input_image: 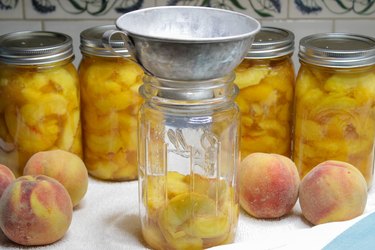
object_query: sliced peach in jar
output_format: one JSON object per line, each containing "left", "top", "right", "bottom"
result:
{"left": 158, "top": 192, "right": 229, "bottom": 249}
{"left": 234, "top": 63, "right": 270, "bottom": 89}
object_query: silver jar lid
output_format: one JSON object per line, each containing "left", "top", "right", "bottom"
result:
{"left": 245, "top": 27, "right": 294, "bottom": 59}
{"left": 0, "top": 31, "right": 74, "bottom": 65}
{"left": 80, "top": 25, "right": 130, "bottom": 57}
{"left": 299, "top": 33, "right": 375, "bottom": 68}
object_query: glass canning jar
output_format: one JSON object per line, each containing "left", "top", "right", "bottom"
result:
{"left": 293, "top": 33, "right": 375, "bottom": 188}
{"left": 138, "top": 75, "right": 240, "bottom": 250}
{"left": 234, "top": 27, "right": 295, "bottom": 159}
{"left": 0, "top": 31, "right": 82, "bottom": 176}
{"left": 79, "top": 25, "right": 144, "bottom": 181}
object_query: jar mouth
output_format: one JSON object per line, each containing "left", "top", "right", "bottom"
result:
{"left": 146, "top": 74, "right": 235, "bottom": 87}
{"left": 140, "top": 74, "right": 238, "bottom": 106}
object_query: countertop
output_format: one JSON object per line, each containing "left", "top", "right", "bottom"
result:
{"left": 1, "top": 177, "right": 374, "bottom": 250}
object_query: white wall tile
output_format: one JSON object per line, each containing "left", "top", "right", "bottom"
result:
{"left": 156, "top": 0, "right": 287, "bottom": 18}
{"left": 0, "top": 21, "right": 42, "bottom": 35}
{"left": 0, "top": 1, "right": 23, "bottom": 19}
{"left": 261, "top": 19, "right": 334, "bottom": 72}
{"left": 239, "top": 0, "right": 287, "bottom": 18}
{"left": 44, "top": 20, "right": 116, "bottom": 67}
{"left": 335, "top": 19, "right": 375, "bottom": 37}
{"left": 25, "top": 0, "right": 155, "bottom": 19}
{"left": 289, "top": 0, "right": 375, "bottom": 18}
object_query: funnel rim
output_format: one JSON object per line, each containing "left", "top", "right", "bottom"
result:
{"left": 115, "top": 6, "right": 261, "bottom": 43}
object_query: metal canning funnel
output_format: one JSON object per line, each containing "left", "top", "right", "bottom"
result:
{"left": 103, "top": 6, "right": 260, "bottom": 81}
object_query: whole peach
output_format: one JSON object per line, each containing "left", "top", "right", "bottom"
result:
{"left": 239, "top": 153, "right": 300, "bottom": 218}
{"left": 0, "top": 175, "right": 73, "bottom": 246}
{"left": 24, "top": 149, "right": 88, "bottom": 207}
{"left": 0, "top": 164, "right": 15, "bottom": 198}
{"left": 299, "top": 160, "right": 367, "bottom": 225}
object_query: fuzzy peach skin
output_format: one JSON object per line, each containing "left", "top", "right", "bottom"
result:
{"left": 0, "top": 164, "right": 15, "bottom": 198}
{"left": 0, "top": 175, "right": 73, "bottom": 246}
{"left": 239, "top": 153, "right": 300, "bottom": 218}
{"left": 23, "top": 149, "right": 88, "bottom": 207}
{"left": 299, "top": 160, "right": 367, "bottom": 225}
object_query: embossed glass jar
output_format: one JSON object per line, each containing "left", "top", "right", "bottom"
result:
{"left": 234, "top": 27, "right": 295, "bottom": 159}
{"left": 0, "top": 31, "right": 82, "bottom": 176}
{"left": 138, "top": 75, "right": 240, "bottom": 250}
{"left": 293, "top": 33, "right": 375, "bottom": 188}
{"left": 79, "top": 25, "right": 144, "bottom": 181}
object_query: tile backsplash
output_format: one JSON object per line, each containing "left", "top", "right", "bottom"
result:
{"left": 1, "top": 0, "right": 374, "bottom": 69}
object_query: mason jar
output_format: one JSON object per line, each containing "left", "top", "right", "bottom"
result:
{"left": 293, "top": 33, "right": 375, "bottom": 187}
{"left": 0, "top": 31, "right": 82, "bottom": 176}
{"left": 234, "top": 27, "right": 295, "bottom": 159}
{"left": 138, "top": 75, "right": 240, "bottom": 249}
{"left": 79, "top": 25, "right": 144, "bottom": 181}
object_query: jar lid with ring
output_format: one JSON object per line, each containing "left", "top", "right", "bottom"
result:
{"left": 245, "top": 26, "right": 295, "bottom": 59}
{"left": 0, "top": 31, "right": 74, "bottom": 65}
{"left": 80, "top": 25, "right": 131, "bottom": 57}
{"left": 298, "top": 33, "right": 375, "bottom": 68}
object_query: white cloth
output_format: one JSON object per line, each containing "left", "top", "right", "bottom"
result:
{"left": 0, "top": 177, "right": 374, "bottom": 249}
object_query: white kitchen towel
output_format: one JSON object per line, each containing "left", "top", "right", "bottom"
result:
{"left": 211, "top": 186, "right": 375, "bottom": 250}
{"left": 0, "top": 178, "right": 374, "bottom": 249}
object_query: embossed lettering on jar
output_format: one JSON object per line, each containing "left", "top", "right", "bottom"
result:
{"left": 293, "top": 33, "right": 375, "bottom": 188}
{"left": 0, "top": 31, "right": 82, "bottom": 176}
